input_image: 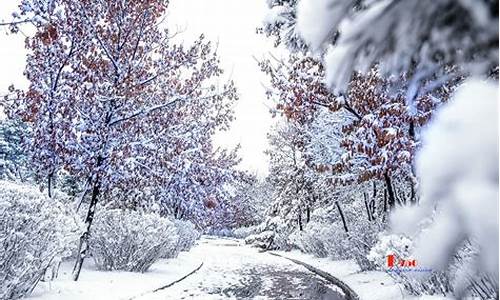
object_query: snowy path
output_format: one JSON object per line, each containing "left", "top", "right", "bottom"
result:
{"left": 138, "top": 236, "right": 346, "bottom": 300}
{"left": 30, "top": 236, "right": 348, "bottom": 300}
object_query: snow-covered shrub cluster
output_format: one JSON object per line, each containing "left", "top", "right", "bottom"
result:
{"left": 289, "top": 221, "right": 345, "bottom": 258}
{"left": 89, "top": 209, "right": 178, "bottom": 272}
{"left": 244, "top": 216, "right": 293, "bottom": 250}
{"left": 245, "top": 231, "right": 276, "bottom": 249}
{"left": 368, "top": 233, "right": 413, "bottom": 266}
{"left": 0, "top": 181, "right": 81, "bottom": 299}
{"left": 243, "top": 219, "right": 272, "bottom": 248}
{"left": 232, "top": 225, "right": 260, "bottom": 239}
{"left": 292, "top": 198, "right": 382, "bottom": 269}
{"left": 174, "top": 219, "right": 200, "bottom": 252}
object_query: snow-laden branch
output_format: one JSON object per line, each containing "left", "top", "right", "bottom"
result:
{"left": 108, "top": 97, "right": 182, "bottom": 126}
{"left": 108, "top": 92, "right": 221, "bottom": 126}
{"left": 95, "top": 32, "right": 121, "bottom": 75}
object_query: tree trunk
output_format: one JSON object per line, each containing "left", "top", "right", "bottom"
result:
{"left": 72, "top": 172, "right": 101, "bottom": 281}
{"left": 47, "top": 172, "right": 54, "bottom": 198}
{"left": 372, "top": 181, "right": 377, "bottom": 198}
{"left": 370, "top": 199, "right": 376, "bottom": 220}
{"left": 382, "top": 189, "right": 388, "bottom": 222}
{"left": 335, "top": 201, "right": 349, "bottom": 233}
{"left": 383, "top": 172, "right": 396, "bottom": 209}
{"left": 298, "top": 207, "right": 303, "bottom": 231}
{"left": 306, "top": 206, "right": 311, "bottom": 223}
{"left": 409, "top": 177, "right": 416, "bottom": 203}
{"left": 363, "top": 192, "right": 372, "bottom": 221}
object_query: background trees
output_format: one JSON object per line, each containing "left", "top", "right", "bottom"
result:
{"left": 0, "top": 119, "right": 31, "bottom": 181}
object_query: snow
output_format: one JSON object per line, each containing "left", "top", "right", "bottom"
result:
{"left": 391, "top": 78, "right": 499, "bottom": 280}
{"left": 28, "top": 249, "right": 202, "bottom": 300}
{"left": 272, "top": 250, "right": 452, "bottom": 300}
{"left": 296, "top": 0, "right": 351, "bottom": 52}
{"left": 272, "top": 250, "right": 402, "bottom": 300}
{"left": 263, "top": 5, "right": 292, "bottom": 26}
{"left": 28, "top": 237, "right": 370, "bottom": 299}
{"left": 145, "top": 237, "right": 307, "bottom": 299}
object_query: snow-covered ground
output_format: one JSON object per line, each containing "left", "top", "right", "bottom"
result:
{"left": 28, "top": 249, "right": 202, "bottom": 300}
{"left": 29, "top": 236, "right": 344, "bottom": 299}
{"left": 270, "top": 251, "right": 454, "bottom": 300}
{"left": 28, "top": 236, "right": 451, "bottom": 300}
{"left": 134, "top": 236, "right": 345, "bottom": 299}
{"left": 271, "top": 250, "right": 402, "bottom": 300}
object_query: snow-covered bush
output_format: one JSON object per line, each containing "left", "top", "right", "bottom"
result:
{"left": 289, "top": 221, "right": 346, "bottom": 258}
{"left": 0, "top": 181, "right": 81, "bottom": 299}
{"left": 245, "top": 216, "right": 293, "bottom": 250}
{"left": 89, "top": 209, "right": 178, "bottom": 272}
{"left": 289, "top": 199, "right": 381, "bottom": 270}
{"left": 232, "top": 225, "right": 260, "bottom": 239}
{"left": 162, "top": 219, "right": 200, "bottom": 259}
{"left": 206, "top": 227, "right": 233, "bottom": 237}
{"left": 368, "top": 233, "right": 413, "bottom": 266}
{"left": 245, "top": 230, "right": 275, "bottom": 249}
{"left": 173, "top": 219, "right": 200, "bottom": 252}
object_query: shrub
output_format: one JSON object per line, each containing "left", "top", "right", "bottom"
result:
{"left": 206, "top": 227, "right": 233, "bottom": 237}
{"left": 245, "top": 230, "right": 274, "bottom": 249}
{"left": 162, "top": 219, "right": 200, "bottom": 259}
{"left": 289, "top": 221, "right": 350, "bottom": 259}
{"left": 89, "top": 209, "right": 178, "bottom": 272}
{"left": 232, "top": 225, "right": 259, "bottom": 239}
{"left": 174, "top": 219, "right": 200, "bottom": 252}
{"left": 0, "top": 181, "right": 81, "bottom": 299}
{"left": 245, "top": 217, "right": 293, "bottom": 250}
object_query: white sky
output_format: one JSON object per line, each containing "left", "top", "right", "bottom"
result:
{"left": 0, "top": 0, "right": 276, "bottom": 175}
{"left": 167, "top": 0, "right": 276, "bottom": 176}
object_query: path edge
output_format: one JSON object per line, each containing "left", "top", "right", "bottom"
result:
{"left": 268, "top": 252, "right": 360, "bottom": 300}
{"left": 127, "top": 262, "right": 204, "bottom": 300}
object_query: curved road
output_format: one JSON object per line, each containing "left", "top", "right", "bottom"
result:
{"left": 141, "top": 237, "right": 346, "bottom": 300}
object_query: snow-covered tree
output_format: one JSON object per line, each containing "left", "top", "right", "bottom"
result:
{"left": 260, "top": 54, "right": 451, "bottom": 209}
{"left": 0, "top": 119, "right": 31, "bottom": 182}
{"left": 4, "top": 1, "right": 83, "bottom": 197}
{"left": 230, "top": 176, "right": 273, "bottom": 228}
{"left": 261, "top": 0, "right": 307, "bottom": 52}
{"left": 265, "top": 121, "right": 318, "bottom": 232}
{"left": 4, "top": 0, "right": 239, "bottom": 280}
{"left": 391, "top": 79, "right": 499, "bottom": 295}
